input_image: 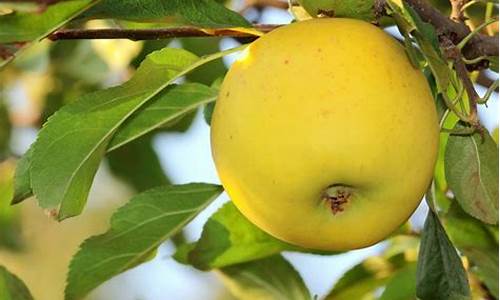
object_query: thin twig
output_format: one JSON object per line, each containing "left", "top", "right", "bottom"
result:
{"left": 48, "top": 25, "right": 282, "bottom": 41}
{"left": 450, "top": 0, "right": 469, "bottom": 22}
{"left": 403, "top": 0, "right": 498, "bottom": 70}
{"left": 454, "top": 57, "right": 480, "bottom": 122}
{"left": 441, "top": 36, "right": 481, "bottom": 126}
{"left": 478, "top": 79, "right": 499, "bottom": 104}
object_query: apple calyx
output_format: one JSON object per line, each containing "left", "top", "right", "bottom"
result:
{"left": 322, "top": 184, "right": 353, "bottom": 215}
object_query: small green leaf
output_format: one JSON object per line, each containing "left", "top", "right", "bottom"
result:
{"left": 12, "top": 147, "right": 33, "bottom": 204}
{"left": 403, "top": 2, "right": 440, "bottom": 52}
{"left": 416, "top": 210, "right": 471, "bottom": 300}
{"left": 83, "top": 0, "right": 250, "bottom": 27}
{"left": 0, "top": 100, "right": 11, "bottom": 160}
{"left": 65, "top": 183, "right": 222, "bottom": 300}
{"left": 379, "top": 263, "right": 417, "bottom": 300}
{"left": 218, "top": 255, "right": 311, "bottom": 300}
{"left": 487, "top": 56, "right": 498, "bottom": 73}
{"left": 185, "top": 202, "right": 300, "bottom": 270}
{"left": 0, "top": 161, "right": 23, "bottom": 250}
{"left": 204, "top": 76, "right": 224, "bottom": 125}
{"left": 445, "top": 123, "right": 499, "bottom": 224}
{"left": 203, "top": 102, "right": 216, "bottom": 125}
{"left": 401, "top": 2, "right": 450, "bottom": 93}
{"left": 325, "top": 254, "right": 407, "bottom": 300}
{"left": 172, "top": 242, "right": 197, "bottom": 264}
{"left": 0, "top": 0, "right": 99, "bottom": 67}
{"left": 30, "top": 46, "right": 238, "bottom": 220}
{"left": 108, "top": 83, "right": 217, "bottom": 150}
{"left": 0, "top": 266, "right": 33, "bottom": 300}
{"left": 0, "top": 0, "right": 97, "bottom": 43}
{"left": 402, "top": 32, "right": 423, "bottom": 69}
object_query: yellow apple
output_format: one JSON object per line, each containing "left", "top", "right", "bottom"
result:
{"left": 211, "top": 18, "right": 439, "bottom": 251}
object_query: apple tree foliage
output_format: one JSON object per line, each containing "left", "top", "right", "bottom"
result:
{"left": 0, "top": 0, "right": 498, "bottom": 299}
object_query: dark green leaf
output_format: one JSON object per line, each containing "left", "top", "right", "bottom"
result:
{"left": 108, "top": 83, "right": 217, "bottom": 150}
{"left": 445, "top": 123, "right": 499, "bottom": 224}
{"left": 0, "top": 266, "right": 33, "bottom": 300}
{"left": 416, "top": 210, "right": 471, "bottom": 300}
{"left": 203, "top": 102, "right": 216, "bottom": 125}
{"left": 186, "top": 202, "right": 300, "bottom": 270}
{"left": 12, "top": 147, "right": 33, "bottom": 204}
{"left": 107, "top": 135, "right": 169, "bottom": 192}
{"left": 65, "top": 183, "right": 222, "bottom": 300}
{"left": 203, "top": 76, "right": 224, "bottom": 125}
{"left": 219, "top": 255, "right": 311, "bottom": 300}
{"left": 30, "top": 46, "right": 233, "bottom": 220}
{"left": 83, "top": 0, "right": 250, "bottom": 27}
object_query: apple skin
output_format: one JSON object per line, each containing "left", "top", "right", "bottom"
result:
{"left": 211, "top": 18, "right": 439, "bottom": 251}
{"left": 297, "top": 0, "right": 376, "bottom": 20}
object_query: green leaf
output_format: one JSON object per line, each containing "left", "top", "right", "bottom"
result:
{"left": 465, "top": 248, "right": 499, "bottom": 299}
{"left": 445, "top": 123, "right": 499, "bottom": 224}
{"left": 65, "top": 183, "right": 222, "bottom": 300}
{"left": 12, "top": 147, "right": 33, "bottom": 204}
{"left": 401, "top": 2, "right": 450, "bottom": 93}
{"left": 172, "top": 242, "right": 197, "bottom": 264}
{"left": 0, "top": 0, "right": 96, "bottom": 43}
{"left": 403, "top": 3, "right": 440, "bottom": 52}
{"left": 204, "top": 77, "right": 224, "bottom": 126}
{"left": 444, "top": 202, "right": 499, "bottom": 298}
{"left": 185, "top": 202, "right": 300, "bottom": 270}
{"left": 0, "top": 100, "right": 11, "bottom": 160}
{"left": 107, "top": 135, "right": 170, "bottom": 192}
{"left": 83, "top": 0, "right": 250, "bottom": 27}
{"left": 0, "top": 0, "right": 98, "bottom": 67}
{"left": 108, "top": 82, "right": 218, "bottom": 150}
{"left": 416, "top": 210, "right": 471, "bottom": 300}
{"left": 30, "top": 46, "right": 239, "bottom": 221}
{"left": 325, "top": 254, "right": 407, "bottom": 300}
{"left": 487, "top": 56, "right": 498, "bottom": 73}
{"left": 379, "top": 263, "right": 417, "bottom": 300}
{"left": 0, "top": 266, "right": 33, "bottom": 300}
{"left": 218, "top": 255, "right": 311, "bottom": 300}
{"left": 0, "top": 161, "right": 23, "bottom": 250}
{"left": 183, "top": 38, "right": 228, "bottom": 85}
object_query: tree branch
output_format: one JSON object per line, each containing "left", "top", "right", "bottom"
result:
{"left": 48, "top": 25, "right": 282, "bottom": 41}
{"left": 403, "top": 0, "right": 498, "bottom": 70}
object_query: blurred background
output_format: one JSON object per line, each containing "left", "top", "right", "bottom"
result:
{"left": 0, "top": 0, "right": 498, "bottom": 299}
